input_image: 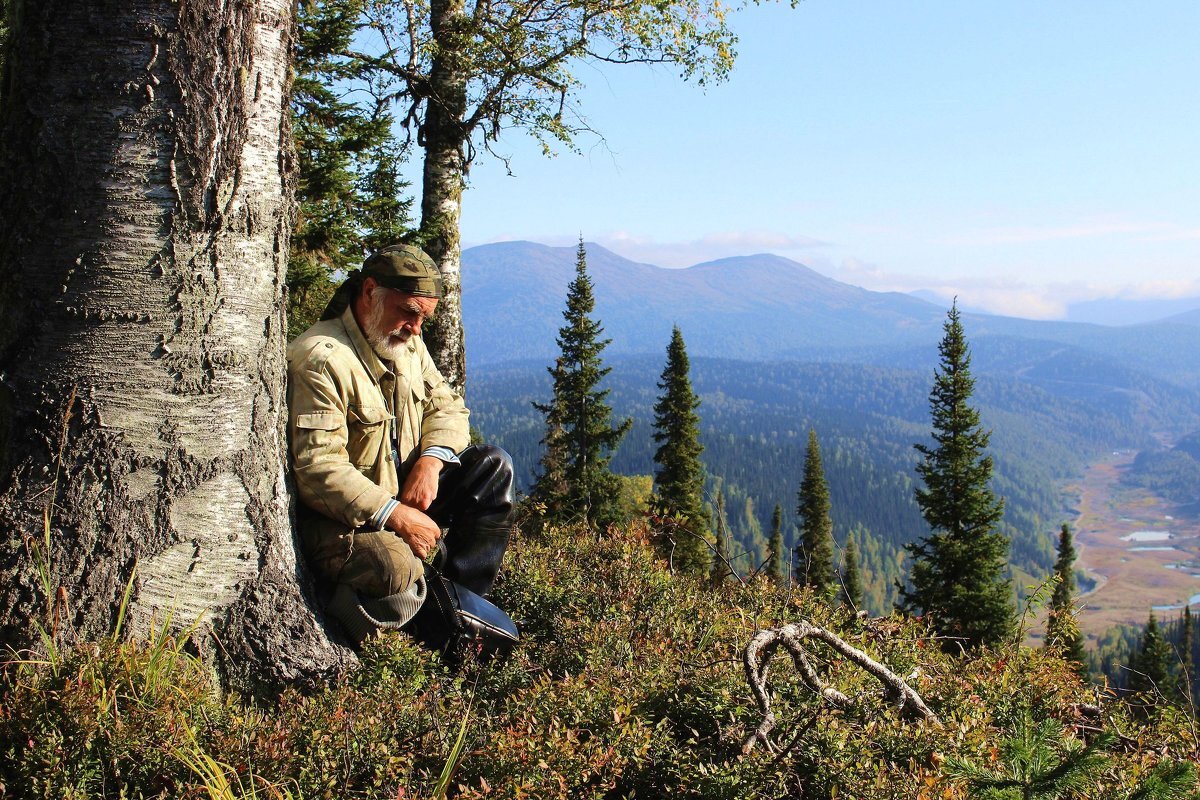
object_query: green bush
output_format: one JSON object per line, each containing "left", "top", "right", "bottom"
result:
{"left": 2, "top": 519, "right": 1197, "bottom": 799}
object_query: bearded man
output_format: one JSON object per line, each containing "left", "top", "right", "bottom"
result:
{"left": 287, "top": 245, "right": 514, "bottom": 643}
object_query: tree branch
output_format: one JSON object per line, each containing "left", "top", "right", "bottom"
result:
{"left": 741, "top": 620, "right": 940, "bottom": 754}
{"left": 653, "top": 514, "right": 747, "bottom": 587}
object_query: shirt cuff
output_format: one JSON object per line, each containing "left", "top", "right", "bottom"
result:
{"left": 421, "top": 445, "right": 461, "bottom": 465}
{"left": 371, "top": 498, "right": 399, "bottom": 530}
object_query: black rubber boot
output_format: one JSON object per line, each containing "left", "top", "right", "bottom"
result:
{"left": 426, "top": 444, "right": 515, "bottom": 597}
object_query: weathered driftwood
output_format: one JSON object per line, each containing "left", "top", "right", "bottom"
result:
{"left": 742, "top": 621, "right": 940, "bottom": 754}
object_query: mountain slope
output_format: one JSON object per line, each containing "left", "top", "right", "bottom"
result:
{"left": 463, "top": 241, "right": 1200, "bottom": 390}
{"left": 463, "top": 240, "right": 946, "bottom": 364}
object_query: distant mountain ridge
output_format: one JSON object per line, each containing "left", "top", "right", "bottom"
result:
{"left": 462, "top": 241, "right": 1200, "bottom": 390}
{"left": 464, "top": 241, "right": 945, "bottom": 362}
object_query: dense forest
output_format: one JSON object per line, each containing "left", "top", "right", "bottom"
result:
{"left": 1125, "top": 431, "right": 1200, "bottom": 510}
{"left": 1093, "top": 609, "right": 1200, "bottom": 709}
{"left": 471, "top": 352, "right": 1192, "bottom": 613}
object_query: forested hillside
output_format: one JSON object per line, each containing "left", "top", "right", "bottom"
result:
{"left": 1125, "top": 431, "right": 1200, "bottom": 510}
{"left": 471, "top": 354, "right": 1194, "bottom": 613}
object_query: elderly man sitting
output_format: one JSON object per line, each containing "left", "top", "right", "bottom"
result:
{"left": 287, "top": 244, "right": 514, "bottom": 644}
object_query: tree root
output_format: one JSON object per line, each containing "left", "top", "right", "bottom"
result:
{"left": 742, "top": 621, "right": 940, "bottom": 754}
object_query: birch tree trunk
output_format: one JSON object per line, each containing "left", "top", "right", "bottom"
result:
{"left": 0, "top": 0, "right": 350, "bottom": 690}
{"left": 419, "top": 0, "right": 469, "bottom": 396}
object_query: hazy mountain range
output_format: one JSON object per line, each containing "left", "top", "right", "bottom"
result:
{"left": 461, "top": 241, "right": 1200, "bottom": 390}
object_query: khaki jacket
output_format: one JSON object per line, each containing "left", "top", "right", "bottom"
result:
{"left": 286, "top": 307, "right": 470, "bottom": 563}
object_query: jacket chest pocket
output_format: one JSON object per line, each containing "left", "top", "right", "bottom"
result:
{"left": 347, "top": 405, "right": 393, "bottom": 469}
{"left": 392, "top": 374, "right": 427, "bottom": 453}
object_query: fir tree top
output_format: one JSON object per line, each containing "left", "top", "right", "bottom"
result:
{"left": 913, "top": 302, "right": 1004, "bottom": 538}
{"left": 796, "top": 428, "right": 836, "bottom": 602}
{"left": 900, "top": 301, "right": 1015, "bottom": 649}
{"left": 531, "top": 239, "right": 631, "bottom": 528}
{"left": 651, "top": 326, "right": 710, "bottom": 574}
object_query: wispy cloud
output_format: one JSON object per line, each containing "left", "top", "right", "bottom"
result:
{"left": 827, "top": 259, "right": 1200, "bottom": 320}
{"left": 938, "top": 218, "right": 1200, "bottom": 247}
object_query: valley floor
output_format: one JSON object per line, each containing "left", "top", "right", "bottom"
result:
{"left": 1067, "top": 451, "right": 1200, "bottom": 640}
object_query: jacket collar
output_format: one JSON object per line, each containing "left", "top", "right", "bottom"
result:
{"left": 339, "top": 306, "right": 393, "bottom": 383}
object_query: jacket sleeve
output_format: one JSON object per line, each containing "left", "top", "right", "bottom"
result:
{"left": 289, "top": 348, "right": 395, "bottom": 528}
{"left": 417, "top": 342, "right": 470, "bottom": 454}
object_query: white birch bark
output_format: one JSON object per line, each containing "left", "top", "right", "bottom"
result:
{"left": 0, "top": 0, "right": 350, "bottom": 689}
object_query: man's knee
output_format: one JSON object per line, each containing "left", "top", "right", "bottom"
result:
{"left": 462, "top": 444, "right": 513, "bottom": 478}
{"left": 338, "top": 532, "right": 424, "bottom": 598}
{"left": 457, "top": 444, "right": 515, "bottom": 506}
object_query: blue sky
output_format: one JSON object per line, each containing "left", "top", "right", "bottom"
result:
{"left": 448, "top": 0, "right": 1200, "bottom": 320}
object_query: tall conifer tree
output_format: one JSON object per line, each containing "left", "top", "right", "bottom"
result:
{"left": 840, "top": 532, "right": 865, "bottom": 612}
{"left": 765, "top": 504, "right": 785, "bottom": 582}
{"left": 651, "top": 326, "right": 710, "bottom": 574}
{"left": 900, "top": 302, "right": 1015, "bottom": 649}
{"left": 1046, "top": 523, "right": 1087, "bottom": 677}
{"left": 795, "top": 429, "right": 836, "bottom": 601}
{"left": 287, "top": 0, "right": 413, "bottom": 336}
{"left": 532, "top": 240, "right": 632, "bottom": 528}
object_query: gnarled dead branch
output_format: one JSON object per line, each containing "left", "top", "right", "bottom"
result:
{"left": 742, "top": 621, "right": 940, "bottom": 754}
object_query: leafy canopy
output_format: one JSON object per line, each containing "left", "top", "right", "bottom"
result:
{"left": 350, "top": 0, "right": 740, "bottom": 161}
{"left": 287, "top": 0, "right": 415, "bottom": 337}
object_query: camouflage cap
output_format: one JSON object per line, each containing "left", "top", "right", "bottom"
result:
{"left": 362, "top": 244, "right": 443, "bottom": 298}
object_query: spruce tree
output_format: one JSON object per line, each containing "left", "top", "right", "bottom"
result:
{"left": 795, "top": 428, "right": 836, "bottom": 602}
{"left": 840, "top": 532, "right": 865, "bottom": 612}
{"left": 765, "top": 504, "right": 785, "bottom": 582}
{"left": 288, "top": 0, "right": 413, "bottom": 336}
{"left": 900, "top": 302, "right": 1015, "bottom": 649}
{"left": 651, "top": 326, "right": 711, "bottom": 574}
{"left": 737, "top": 497, "right": 765, "bottom": 575}
{"left": 531, "top": 240, "right": 632, "bottom": 528}
{"left": 1128, "top": 612, "right": 1172, "bottom": 705}
{"left": 1046, "top": 523, "right": 1088, "bottom": 678}
{"left": 710, "top": 490, "right": 732, "bottom": 584}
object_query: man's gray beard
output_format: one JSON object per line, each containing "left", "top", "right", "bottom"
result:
{"left": 364, "top": 287, "right": 410, "bottom": 363}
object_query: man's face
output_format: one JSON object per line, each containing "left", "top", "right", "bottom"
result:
{"left": 362, "top": 279, "right": 439, "bottom": 361}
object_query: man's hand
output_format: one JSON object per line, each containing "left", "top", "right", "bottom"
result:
{"left": 385, "top": 503, "right": 442, "bottom": 559}
{"left": 400, "top": 455, "right": 442, "bottom": 511}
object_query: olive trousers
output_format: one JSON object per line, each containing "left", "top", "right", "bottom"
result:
{"left": 333, "top": 444, "right": 515, "bottom": 599}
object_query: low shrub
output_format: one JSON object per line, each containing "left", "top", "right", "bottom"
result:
{"left": 2, "top": 519, "right": 1197, "bottom": 798}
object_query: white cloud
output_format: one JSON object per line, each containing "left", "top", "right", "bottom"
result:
{"left": 1118, "top": 279, "right": 1200, "bottom": 300}
{"left": 827, "top": 259, "right": 1200, "bottom": 320}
